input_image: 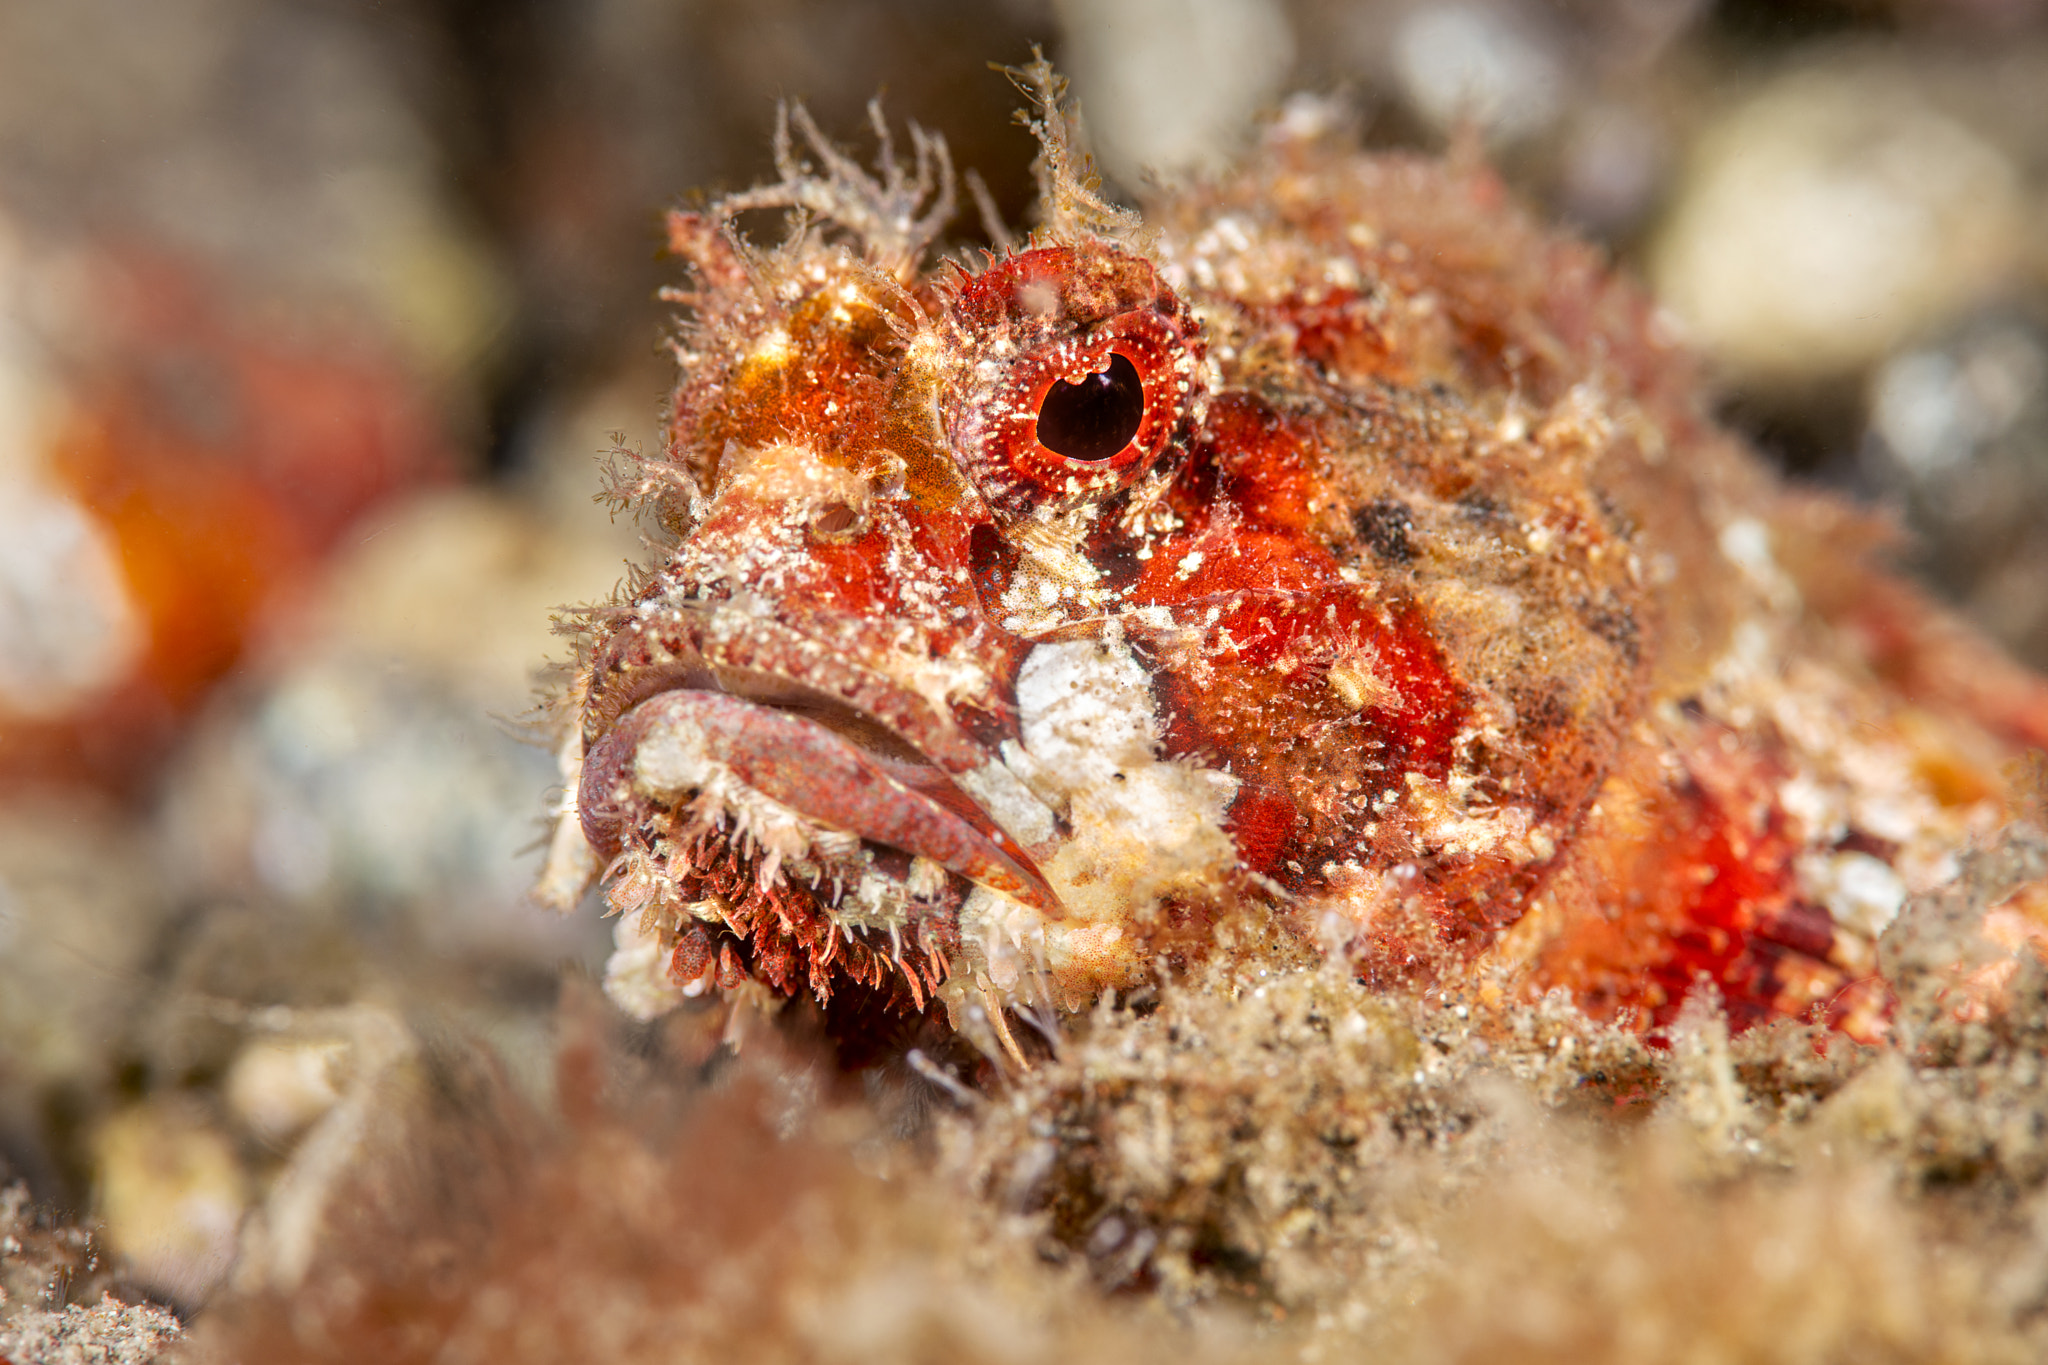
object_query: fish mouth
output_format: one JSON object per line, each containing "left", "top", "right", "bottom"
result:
{"left": 579, "top": 601, "right": 991, "bottom": 771}
{"left": 577, "top": 601, "right": 1061, "bottom": 917}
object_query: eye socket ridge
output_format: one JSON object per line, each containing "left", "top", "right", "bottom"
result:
{"left": 950, "top": 303, "right": 1200, "bottom": 521}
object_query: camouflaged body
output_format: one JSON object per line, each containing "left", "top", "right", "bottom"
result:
{"left": 541, "top": 90, "right": 2048, "bottom": 1051}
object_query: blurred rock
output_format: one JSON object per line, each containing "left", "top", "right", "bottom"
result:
{"left": 1630, "top": 38, "right": 2048, "bottom": 665}
{"left": 0, "top": 0, "right": 507, "bottom": 384}
{"left": 1055, "top": 0, "right": 1296, "bottom": 183}
{"left": 123, "top": 904, "right": 374, "bottom": 1102}
{"left": 0, "top": 219, "right": 141, "bottom": 731}
{"left": 0, "top": 479, "right": 141, "bottom": 726}
{"left": 1864, "top": 308, "right": 2048, "bottom": 667}
{"left": 15, "top": 249, "right": 459, "bottom": 790}
{"left": 91, "top": 1099, "right": 248, "bottom": 1308}
{"left": 70, "top": 407, "right": 645, "bottom": 1314}
{"left": 319, "top": 483, "right": 633, "bottom": 717}
{"left": 223, "top": 1006, "right": 532, "bottom": 1303}
{"left": 0, "top": 0, "right": 501, "bottom": 796}
{"left": 1386, "top": 1, "right": 1566, "bottom": 145}
{"left": 223, "top": 1037, "right": 352, "bottom": 1149}
{"left": 160, "top": 649, "right": 557, "bottom": 945}
{"left": 155, "top": 481, "right": 626, "bottom": 966}
{"left": 1649, "top": 54, "right": 2030, "bottom": 388}
{"left": 0, "top": 797, "right": 169, "bottom": 1188}
{"left": 1287, "top": 0, "right": 1710, "bottom": 243}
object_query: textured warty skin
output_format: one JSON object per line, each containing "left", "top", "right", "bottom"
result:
{"left": 539, "top": 72, "right": 2048, "bottom": 1057}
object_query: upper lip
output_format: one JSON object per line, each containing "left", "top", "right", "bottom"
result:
{"left": 580, "top": 598, "right": 1062, "bottom": 915}
{"left": 582, "top": 600, "right": 987, "bottom": 771}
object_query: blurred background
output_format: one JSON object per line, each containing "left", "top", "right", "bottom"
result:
{"left": 0, "top": 0, "right": 2045, "bottom": 1325}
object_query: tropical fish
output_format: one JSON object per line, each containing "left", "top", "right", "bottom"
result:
{"left": 540, "top": 66, "right": 2048, "bottom": 1060}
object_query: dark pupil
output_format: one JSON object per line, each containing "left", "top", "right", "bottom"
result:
{"left": 1035, "top": 352, "right": 1145, "bottom": 461}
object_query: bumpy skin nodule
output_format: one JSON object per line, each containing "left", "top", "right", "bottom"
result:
{"left": 542, "top": 92, "right": 2048, "bottom": 1047}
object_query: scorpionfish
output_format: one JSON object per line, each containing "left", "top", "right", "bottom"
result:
{"left": 540, "top": 72, "right": 2048, "bottom": 1057}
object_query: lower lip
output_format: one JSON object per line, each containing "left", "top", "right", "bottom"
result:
{"left": 578, "top": 688, "right": 1061, "bottom": 916}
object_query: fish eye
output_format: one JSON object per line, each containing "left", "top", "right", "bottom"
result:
{"left": 1036, "top": 352, "right": 1145, "bottom": 462}
{"left": 943, "top": 244, "right": 1205, "bottom": 519}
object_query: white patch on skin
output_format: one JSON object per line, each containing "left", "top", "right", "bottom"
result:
{"left": 1776, "top": 771, "right": 1846, "bottom": 845}
{"left": 1015, "top": 635, "right": 1160, "bottom": 788}
{"left": 1718, "top": 516, "right": 1799, "bottom": 610}
{"left": 999, "top": 504, "right": 1112, "bottom": 633}
{"left": 957, "top": 756, "right": 1058, "bottom": 849}
{"left": 746, "top": 327, "right": 792, "bottom": 367}
{"left": 1325, "top": 641, "right": 1397, "bottom": 712}
{"left": 1401, "top": 771, "right": 1541, "bottom": 861}
{"left": 1047, "top": 761, "right": 1238, "bottom": 927}
{"left": 722, "top": 441, "right": 875, "bottom": 523}
{"left": 956, "top": 635, "right": 1242, "bottom": 1007}
{"left": 1797, "top": 849, "right": 1908, "bottom": 938}
{"left": 1131, "top": 605, "right": 1175, "bottom": 630}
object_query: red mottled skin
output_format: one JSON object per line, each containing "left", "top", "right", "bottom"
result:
{"left": 541, "top": 82, "right": 2048, "bottom": 1052}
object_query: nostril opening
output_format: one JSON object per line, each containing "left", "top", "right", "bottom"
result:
{"left": 811, "top": 502, "right": 861, "bottom": 537}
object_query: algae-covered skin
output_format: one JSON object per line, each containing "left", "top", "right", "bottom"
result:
{"left": 542, "top": 64, "right": 2048, "bottom": 1053}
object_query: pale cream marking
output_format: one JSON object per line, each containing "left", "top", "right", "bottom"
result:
{"left": 954, "top": 635, "right": 1242, "bottom": 1009}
